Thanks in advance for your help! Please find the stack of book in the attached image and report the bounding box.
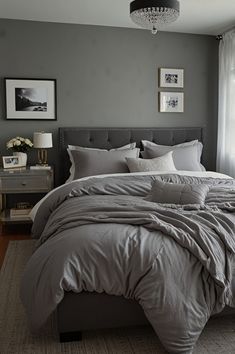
[10,208,32,219]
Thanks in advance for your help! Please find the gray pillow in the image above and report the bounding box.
[141,139,199,158]
[126,151,176,173]
[149,179,209,205]
[70,148,140,179]
[67,143,136,182]
[144,144,205,171]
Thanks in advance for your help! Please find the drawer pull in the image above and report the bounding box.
[21,182,27,186]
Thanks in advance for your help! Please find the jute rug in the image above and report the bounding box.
[1,240,235,354]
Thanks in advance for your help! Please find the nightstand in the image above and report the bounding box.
[0,167,54,225]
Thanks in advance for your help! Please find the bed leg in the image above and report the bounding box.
[59,331,82,342]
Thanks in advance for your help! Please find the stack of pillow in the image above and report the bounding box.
[66,139,205,181]
[126,139,205,173]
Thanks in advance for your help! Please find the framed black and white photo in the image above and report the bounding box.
[4,78,57,120]
[2,156,22,169]
[159,92,184,113]
[159,68,184,88]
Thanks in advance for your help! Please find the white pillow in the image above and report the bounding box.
[126,151,177,173]
[67,143,137,182]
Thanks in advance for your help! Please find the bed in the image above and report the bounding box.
[20,127,235,354]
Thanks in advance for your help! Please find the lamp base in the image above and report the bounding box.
[37,149,48,165]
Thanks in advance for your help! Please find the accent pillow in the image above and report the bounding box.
[149,179,209,205]
[126,151,176,173]
[70,147,140,179]
[143,144,205,171]
[67,143,136,182]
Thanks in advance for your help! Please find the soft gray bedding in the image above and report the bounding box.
[20,173,235,354]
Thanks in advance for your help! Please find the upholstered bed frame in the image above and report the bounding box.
[58,127,205,184]
[57,127,228,342]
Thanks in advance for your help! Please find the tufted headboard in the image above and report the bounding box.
[59,127,205,184]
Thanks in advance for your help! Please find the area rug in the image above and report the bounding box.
[1,240,235,354]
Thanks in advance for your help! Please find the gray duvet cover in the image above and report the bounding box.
[20,173,235,354]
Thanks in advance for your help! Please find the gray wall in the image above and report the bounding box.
[0,19,218,179]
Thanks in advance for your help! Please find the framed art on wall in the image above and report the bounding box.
[159,92,184,113]
[159,68,184,88]
[4,78,57,120]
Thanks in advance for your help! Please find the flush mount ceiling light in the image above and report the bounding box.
[130,0,180,34]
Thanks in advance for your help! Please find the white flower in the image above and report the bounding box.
[6,136,33,152]
[25,139,31,145]
[14,140,21,146]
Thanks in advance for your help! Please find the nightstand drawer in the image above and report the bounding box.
[0,175,51,192]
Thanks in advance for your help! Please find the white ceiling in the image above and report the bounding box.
[0,0,235,36]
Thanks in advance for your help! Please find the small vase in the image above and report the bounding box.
[13,152,27,167]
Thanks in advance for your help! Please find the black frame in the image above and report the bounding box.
[4,78,57,121]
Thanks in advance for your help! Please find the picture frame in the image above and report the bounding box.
[159,68,184,88]
[159,92,184,113]
[2,156,22,169]
[4,78,57,120]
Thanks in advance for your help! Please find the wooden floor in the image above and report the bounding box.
[0,224,31,269]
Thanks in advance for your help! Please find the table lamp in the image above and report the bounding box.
[33,132,53,166]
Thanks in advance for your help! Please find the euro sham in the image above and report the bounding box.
[67,143,136,181]
[70,147,140,179]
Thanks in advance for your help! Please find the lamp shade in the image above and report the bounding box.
[33,132,53,148]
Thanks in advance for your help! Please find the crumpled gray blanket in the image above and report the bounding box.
[20,174,235,354]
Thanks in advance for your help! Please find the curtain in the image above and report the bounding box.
[217,29,235,177]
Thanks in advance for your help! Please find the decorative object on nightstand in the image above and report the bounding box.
[2,155,24,169]
[33,132,53,166]
[30,165,52,170]
[6,136,33,167]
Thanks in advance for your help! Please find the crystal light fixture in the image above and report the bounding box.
[130,0,180,34]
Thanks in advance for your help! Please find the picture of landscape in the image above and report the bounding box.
[15,87,47,112]
[5,78,56,120]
